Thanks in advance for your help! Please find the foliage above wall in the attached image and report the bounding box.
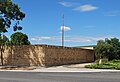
[10,32,30,45]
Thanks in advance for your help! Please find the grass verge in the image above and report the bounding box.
[85,60,120,70]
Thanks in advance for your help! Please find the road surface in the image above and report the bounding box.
[0,71,120,82]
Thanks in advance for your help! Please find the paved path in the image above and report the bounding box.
[32,65,120,72]
[1,63,120,72]
[27,63,120,72]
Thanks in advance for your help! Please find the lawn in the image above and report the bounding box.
[85,60,120,70]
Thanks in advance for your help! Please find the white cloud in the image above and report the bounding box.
[65,36,94,43]
[31,36,53,41]
[60,26,71,31]
[64,36,117,43]
[74,4,98,12]
[105,10,120,16]
[59,1,72,7]
[31,35,116,43]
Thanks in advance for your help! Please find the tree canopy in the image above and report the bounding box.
[0,0,25,33]
[0,34,9,45]
[0,0,27,66]
[10,32,30,45]
[94,38,120,60]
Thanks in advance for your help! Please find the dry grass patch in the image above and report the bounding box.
[0,66,36,70]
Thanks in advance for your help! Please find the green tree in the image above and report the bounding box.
[94,40,113,59]
[10,32,30,45]
[0,0,25,33]
[0,0,25,65]
[0,0,25,66]
[94,38,120,61]
[106,38,120,60]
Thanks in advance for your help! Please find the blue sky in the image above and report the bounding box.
[7,0,120,46]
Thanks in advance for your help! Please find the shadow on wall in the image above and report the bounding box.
[1,45,94,67]
[4,45,45,66]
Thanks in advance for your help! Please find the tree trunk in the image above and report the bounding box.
[10,45,13,66]
[99,59,102,64]
[0,46,3,66]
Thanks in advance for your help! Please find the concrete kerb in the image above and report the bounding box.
[0,69,120,73]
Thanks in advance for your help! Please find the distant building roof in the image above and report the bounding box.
[75,45,96,50]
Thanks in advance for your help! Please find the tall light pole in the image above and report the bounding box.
[62,14,64,47]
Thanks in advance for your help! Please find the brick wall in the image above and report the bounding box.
[0,45,94,66]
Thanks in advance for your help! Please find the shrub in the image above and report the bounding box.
[85,60,120,70]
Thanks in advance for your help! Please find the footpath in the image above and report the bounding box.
[0,63,120,72]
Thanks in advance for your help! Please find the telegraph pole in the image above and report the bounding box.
[62,14,64,47]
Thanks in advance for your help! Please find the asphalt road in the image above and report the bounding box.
[0,71,120,82]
